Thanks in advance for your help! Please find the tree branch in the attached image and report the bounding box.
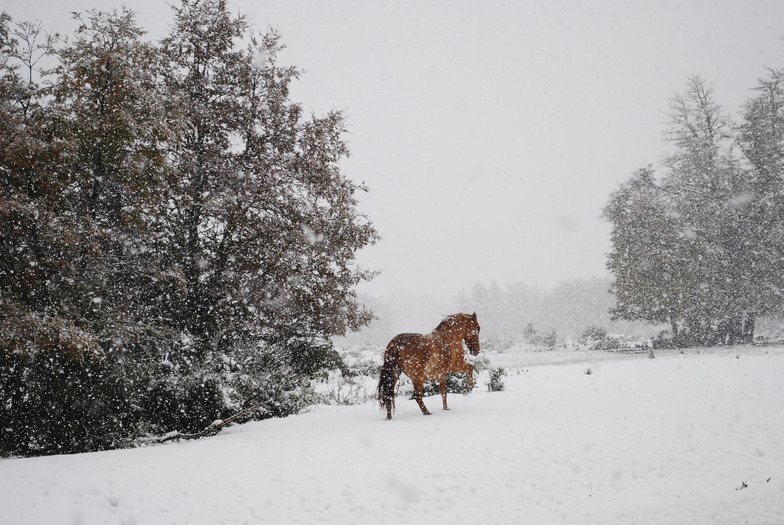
[158,401,270,443]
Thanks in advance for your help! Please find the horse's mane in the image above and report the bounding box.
[434,314,464,333]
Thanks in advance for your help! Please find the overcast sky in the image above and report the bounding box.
[5,0,784,302]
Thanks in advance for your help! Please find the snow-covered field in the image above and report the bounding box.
[2,346,783,524]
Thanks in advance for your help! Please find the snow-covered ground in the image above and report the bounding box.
[2,346,783,524]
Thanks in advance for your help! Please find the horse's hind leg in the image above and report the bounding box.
[412,379,431,416]
[439,377,449,411]
[386,374,399,420]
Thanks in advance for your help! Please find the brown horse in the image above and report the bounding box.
[377,312,481,420]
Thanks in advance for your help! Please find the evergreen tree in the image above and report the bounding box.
[604,167,692,338]
[605,75,784,346]
[736,68,784,333]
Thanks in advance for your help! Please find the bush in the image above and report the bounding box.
[0,326,320,456]
[539,329,558,350]
[488,368,506,392]
[580,325,610,350]
[580,325,607,343]
[652,330,676,349]
[274,336,345,379]
[0,348,134,456]
[480,337,516,353]
[141,370,225,435]
[0,311,133,456]
[225,343,318,421]
[522,322,559,350]
[419,373,471,397]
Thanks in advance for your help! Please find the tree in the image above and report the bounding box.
[605,75,784,346]
[0,13,64,314]
[158,0,377,362]
[604,167,692,339]
[0,8,179,456]
[47,7,174,343]
[663,77,752,344]
[0,2,378,457]
[736,68,784,334]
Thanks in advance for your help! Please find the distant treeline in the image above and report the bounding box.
[341,278,656,347]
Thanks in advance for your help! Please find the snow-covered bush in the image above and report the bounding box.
[479,337,517,353]
[223,342,319,421]
[522,323,560,351]
[0,309,131,456]
[579,325,619,350]
[317,372,374,406]
[488,368,506,392]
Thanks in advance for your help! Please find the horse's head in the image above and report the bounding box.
[463,312,481,356]
[435,313,481,355]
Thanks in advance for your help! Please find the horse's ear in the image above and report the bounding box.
[472,312,477,322]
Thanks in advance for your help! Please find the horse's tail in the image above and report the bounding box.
[377,343,401,419]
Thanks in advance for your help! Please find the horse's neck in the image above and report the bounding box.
[432,329,463,350]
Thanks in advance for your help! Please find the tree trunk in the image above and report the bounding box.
[725,316,742,346]
[670,318,679,339]
[741,312,756,344]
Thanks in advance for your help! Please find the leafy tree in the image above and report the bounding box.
[158,0,376,361]
[0,1,377,457]
[663,77,750,343]
[47,8,173,342]
[0,14,63,314]
[0,8,177,456]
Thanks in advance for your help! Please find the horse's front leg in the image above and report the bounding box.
[412,379,431,416]
[439,376,449,411]
[464,364,474,393]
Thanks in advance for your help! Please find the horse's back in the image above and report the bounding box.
[386,332,449,379]
[387,332,428,350]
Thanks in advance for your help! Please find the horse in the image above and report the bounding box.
[377,312,481,420]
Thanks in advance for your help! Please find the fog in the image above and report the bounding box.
[6,0,784,337]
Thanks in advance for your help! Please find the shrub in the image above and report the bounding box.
[540,329,558,350]
[488,368,506,392]
[0,330,320,456]
[580,325,610,350]
[522,322,559,350]
[419,373,470,397]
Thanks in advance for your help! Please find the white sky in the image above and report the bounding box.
[5,0,784,299]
